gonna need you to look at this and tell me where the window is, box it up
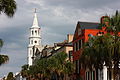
[88,72,90,80]
[78,39,83,49]
[35,30,37,35]
[77,60,80,74]
[81,39,83,48]
[86,71,90,80]
[76,42,78,51]
[79,40,81,49]
[91,71,95,80]
[35,41,37,43]
[75,60,78,73]
[69,51,73,61]
[38,30,39,35]
[75,60,80,74]
[32,30,33,35]
[74,43,76,52]
[31,40,33,44]
[78,29,82,35]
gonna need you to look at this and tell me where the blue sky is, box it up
[0,0,120,78]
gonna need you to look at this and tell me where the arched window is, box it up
[32,30,34,35]
[35,30,37,35]
[38,30,39,35]
[31,40,33,44]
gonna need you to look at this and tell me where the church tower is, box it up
[28,9,41,66]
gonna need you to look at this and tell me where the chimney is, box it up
[101,16,110,27]
[100,16,110,31]
[67,34,73,43]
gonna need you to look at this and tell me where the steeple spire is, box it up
[32,8,39,27]
[28,9,42,66]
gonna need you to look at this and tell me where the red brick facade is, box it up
[72,16,112,80]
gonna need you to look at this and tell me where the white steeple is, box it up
[28,9,42,66]
[32,9,39,28]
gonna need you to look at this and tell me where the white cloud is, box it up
[25,0,45,7]
[53,7,64,17]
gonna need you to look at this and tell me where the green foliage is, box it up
[81,11,120,79]
[21,52,74,79]
[81,34,114,70]
[0,39,9,65]
[0,54,9,65]
[0,39,3,48]
[100,10,120,33]
[21,64,29,78]
[6,72,15,80]
[0,0,17,17]
[21,64,29,71]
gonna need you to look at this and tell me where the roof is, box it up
[54,40,68,47]
[73,21,100,41]
[78,21,99,29]
[31,12,40,28]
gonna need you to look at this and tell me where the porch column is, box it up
[103,66,107,80]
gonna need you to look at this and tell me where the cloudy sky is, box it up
[0,0,120,78]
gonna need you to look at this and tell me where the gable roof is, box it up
[73,21,100,41]
[78,21,99,29]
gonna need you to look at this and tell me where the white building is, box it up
[27,9,42,66]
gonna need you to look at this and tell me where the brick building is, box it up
[72,16,113,80]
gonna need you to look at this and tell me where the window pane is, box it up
[79,40,81,49]
[74,43,76,52]
[76,42,78,51]
[32,30,33,35]
[86,72,87,80]
[91,71,95,80]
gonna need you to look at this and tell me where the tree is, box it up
[21,52,74,80]
[21,64,29,79]
[80,10,120,80]
[0,0,17,65]
[102,10,120,79]
[0,54,9,65]
[0,0,17,17]
[6,72,15,80]
[0,39,3,50]
[109,10,120,80]
[80,34,114,79]
[0,39,9,65]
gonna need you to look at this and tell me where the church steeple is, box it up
[28,9,42,66]
[32,8,39,28]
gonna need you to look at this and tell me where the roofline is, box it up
[78,21,100,24]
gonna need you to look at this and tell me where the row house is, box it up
[72,16,111,80]
[32,34,73,64]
